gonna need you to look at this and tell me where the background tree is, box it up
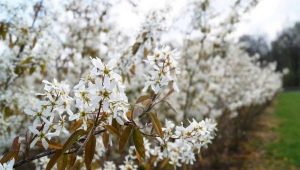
[270,22,300,87]
[239,34,271,61]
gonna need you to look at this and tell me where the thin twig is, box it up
[13,129,106,168]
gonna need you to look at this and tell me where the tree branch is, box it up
[13,129,106,168]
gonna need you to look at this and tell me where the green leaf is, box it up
[29,66,36,75]
[46,150,63,170]
[57,154,68,170]
[84,135,96,170]
[0,23,8,40]
[132,128,145,159]
[119,125,133,153]
[112,118,120,130]
[67,153,77,169]
[62,129,86,152]
[104,125,121,137]
[149,112,164,137]
[21,57,33,65]
[48,140,63,150]
[136,95,151,103]
[132,42,141,55]
[31,36,37,49]
[102,132,109,148]
[46,129,86,170]
[0,136,20,163]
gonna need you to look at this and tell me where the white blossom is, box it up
[0,159,14,170]
[143,46,180,94]
[28,122,55,149]
[102,161,116,170]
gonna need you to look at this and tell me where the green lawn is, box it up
[268,91,300,166]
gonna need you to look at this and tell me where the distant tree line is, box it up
[239,22,300,88]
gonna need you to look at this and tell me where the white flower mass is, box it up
[0,0,285,169]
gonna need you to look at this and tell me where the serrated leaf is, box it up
[132,128,145,159]
[149,112,163,137]
[136,95,151,103]
[0,23,8,40]
[0,152,14,164]
[70,160,82,170]
[126,111,133,120]
[104,125,121,137]
[31,36,37,49]
[46,150,63,170]
[143,48,148,58]
[141,163,151,170]
[11,136,20,152]
[159,158,170,169]
[62,129,86,152]
[48,141,63,150]
[102,132,109,148]
[46,130,86,170]
[84,135,96,170]
[29,66,36,75]
[21,57,33,65]
[119,125,133,153]
[132,42,141,55]
[129,65,135,75]
[67,153,77,169]
[112,118,120,130]
[20,27,28,35]
[70,120,83,132]
[57,154,68,170]
[135,150,142,162]
[0,136,20,163]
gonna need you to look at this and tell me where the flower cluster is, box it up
[96,119,217,169]
[24,57,130,149]
[143,46,180,94]
[24,79,73,148]
[71,57,129,126]
[145,119,217,167]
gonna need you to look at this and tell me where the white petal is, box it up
[30,138,39,148]
[41,117,51,125]
[24,109,34,116]
[69,114,79,121]
[91,58,104,69]
[107,59,117,69]
[103,76,111,89]
[28,126,39,134]
[115,117,124,125]
[7,159,15,169]
[67,109,74,116]
[102,101,110,112]
[42,139,49,149]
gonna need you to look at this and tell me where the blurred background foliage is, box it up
[240,22,300,88]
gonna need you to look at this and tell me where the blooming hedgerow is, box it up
[0,55,216,169]
[0,0,284,169]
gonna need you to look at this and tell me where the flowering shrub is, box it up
[168,45,284,120]
[1,56,217,169]
[0,0,285,169]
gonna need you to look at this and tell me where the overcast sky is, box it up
[234,0,300,41]
[113,0,300,43]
